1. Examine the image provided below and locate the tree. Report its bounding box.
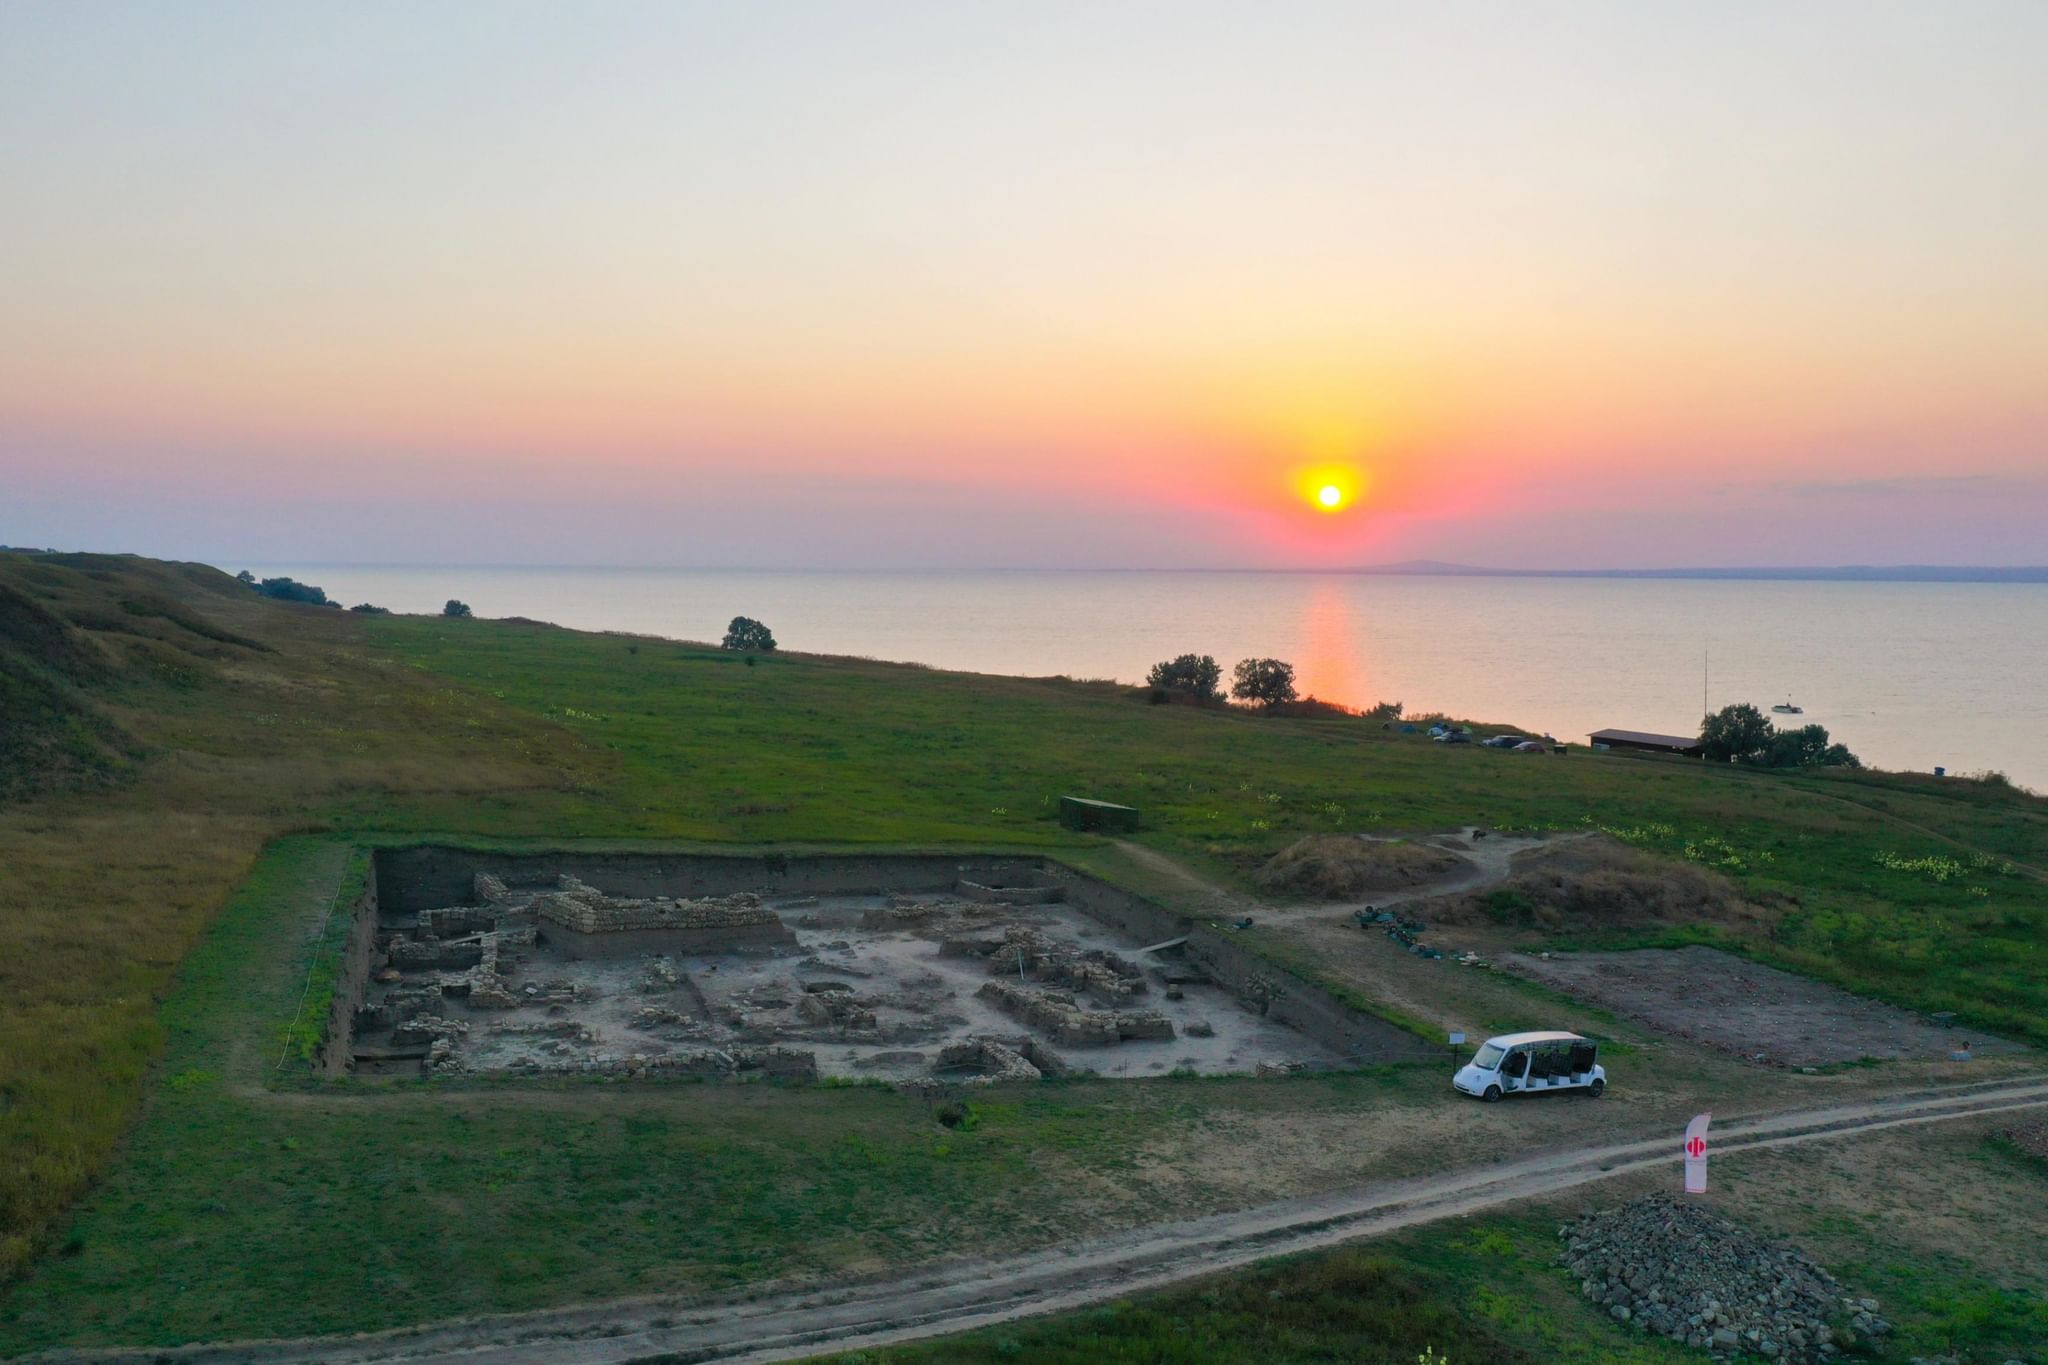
[442,599,472,618]
[1699,702,1771,763]
[1146,653,1222,701]
[253,576,329,605]
[235,570,256,585]
[722,615,776,651]
[1764,723,1860,770]
[1231,657,1298,709]
[348,603,391,615]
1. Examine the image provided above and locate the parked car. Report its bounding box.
[1482,734,1524,748]
[1432,731,1471,744]
[1454,1031,1606,1101]
[1513,740,1547,752]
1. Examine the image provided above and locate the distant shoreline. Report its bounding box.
[208,558,2048,584]
[1340,561,2048,583]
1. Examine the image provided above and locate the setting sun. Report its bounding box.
[1295,465,1366,514]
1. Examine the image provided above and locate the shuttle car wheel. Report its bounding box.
[1482,1085,1502,1102]
[1588,1078,1606,1096]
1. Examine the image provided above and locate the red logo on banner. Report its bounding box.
[1685,1135,1706,1159]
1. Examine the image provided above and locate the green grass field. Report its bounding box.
[1,551,2044,1355]
[806,1214,1703,1365]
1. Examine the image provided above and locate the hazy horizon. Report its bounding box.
[6,3,2046,568]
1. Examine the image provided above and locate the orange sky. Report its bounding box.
[4,4,2045,567]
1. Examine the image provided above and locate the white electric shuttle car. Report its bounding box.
[1453,1031,1605,1101]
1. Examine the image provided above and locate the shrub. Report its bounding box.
[1481,888,1537,925]
[348,603,390,615]
[722,616,776,652]
[442,600,472,619]
[1231,657,1298,708]
[1764,723,1859,769]
[1145,653,1222,701]
[252,576,328,606]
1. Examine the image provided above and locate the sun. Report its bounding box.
[1293,464,1367,514]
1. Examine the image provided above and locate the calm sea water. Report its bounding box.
[259,566,2048,790]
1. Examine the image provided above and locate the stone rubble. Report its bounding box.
[949,926,1151,1004]
[1560,1196,1890,1362]
[975,979,1174,1046]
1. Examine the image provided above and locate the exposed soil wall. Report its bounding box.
[538,919,795,960]
[317,874,381,1077]
[376,847,1047,912]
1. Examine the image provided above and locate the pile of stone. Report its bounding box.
[860,895,977,930]
[392,1013,469,1048]
[796,984,878,1032]
[949,927,1149,1005]
[1559,1196,1889,1361]
[976,979,1173,1046]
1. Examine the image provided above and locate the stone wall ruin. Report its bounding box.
[329,848,1434,1085]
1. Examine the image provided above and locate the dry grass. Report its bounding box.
[0,552,600,1276]
[1430,835,1765,933]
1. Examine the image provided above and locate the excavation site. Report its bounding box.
[325,849,1430,1086]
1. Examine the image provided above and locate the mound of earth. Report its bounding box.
[1561,1196,1889,1361]
[1253,835,1466,899]
[1432,835,1763,932]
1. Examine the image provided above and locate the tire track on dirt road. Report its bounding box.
[49,1076,2048,1365]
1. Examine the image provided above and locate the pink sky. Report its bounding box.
[4,4,2045,568]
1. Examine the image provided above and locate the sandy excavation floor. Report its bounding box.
[358,881,1345,1084]
[1506,945,2016,1067]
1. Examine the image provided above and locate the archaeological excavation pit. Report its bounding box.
[324,849,1432,1087]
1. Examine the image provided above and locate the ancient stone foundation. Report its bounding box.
[338,849,1417,1083]
[976,980,1174,1046]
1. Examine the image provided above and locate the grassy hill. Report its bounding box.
[0,550,2042,1352]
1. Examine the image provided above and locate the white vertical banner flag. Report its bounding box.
[1682,1112,1712,1194]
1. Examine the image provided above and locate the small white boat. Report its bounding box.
[1772,698,1803,715]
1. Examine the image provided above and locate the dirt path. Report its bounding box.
[46,1077,2048,1365]
[1318,828,1590,917]
[1116,828,1579,923]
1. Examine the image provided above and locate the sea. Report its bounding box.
[254,566,2048,792]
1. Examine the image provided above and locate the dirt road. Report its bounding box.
[47,1076,2048,1365]
[1114,827,1575,922]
